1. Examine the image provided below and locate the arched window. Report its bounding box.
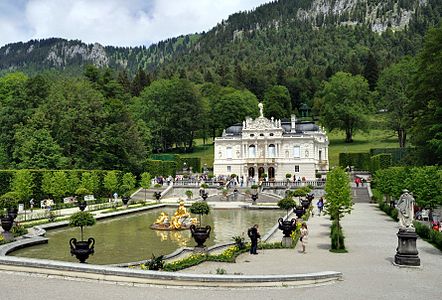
[268,144,276,158]
[248,145,256,158]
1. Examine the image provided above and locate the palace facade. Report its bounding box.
[213,109,329,181]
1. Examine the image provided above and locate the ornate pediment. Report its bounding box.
[243,116,281,131]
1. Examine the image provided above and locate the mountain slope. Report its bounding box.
[0,0,440,78]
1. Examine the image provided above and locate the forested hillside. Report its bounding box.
[0,0,441,171]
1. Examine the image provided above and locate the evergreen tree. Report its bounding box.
[363,52,379,91]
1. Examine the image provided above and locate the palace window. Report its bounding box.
[294,165,300,173]
[248,145,256,158]
[293,146,300,158]
[226,147,232,159]
[268,144,276,158]
[227,166,231,172]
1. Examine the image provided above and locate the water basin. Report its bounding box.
[11,207,284,264]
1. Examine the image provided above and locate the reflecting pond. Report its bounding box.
[11,208,284,264]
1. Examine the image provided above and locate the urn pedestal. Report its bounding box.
[278,218,296,248]
[190,224,211,248]
[78,201,87,211]
[70,237,95,263]
[1,215,14,240]
[394,229,420,266]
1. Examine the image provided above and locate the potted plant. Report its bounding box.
[232,235,246,250]
[185,190,193,200]
[189,201,211,248]
[277,197,297,238]
[146,254,164,270]
[69,211,96,263]
[120,185,131,206]
[0,192,19,233]
[75,187,90,211]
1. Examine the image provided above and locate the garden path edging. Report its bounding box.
[0,255,342,288]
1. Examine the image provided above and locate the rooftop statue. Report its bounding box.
[258,102,264,117]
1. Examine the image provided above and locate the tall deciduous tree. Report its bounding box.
[13,110,66,169]
[324,167,353,250]
[11,170,35,202]
[136,78,204,152]
[80,172,100,195]
[103,171,119,198]
[411,24,442,164]
[140,172,151,202]
[263,85,292,119]
[376,57,416,148]
[0,72,28,165]
[41,78,106,168]
[315,72,371,143]
[405,166,442,209]
[51,171,69,202]
[211,87,259,138]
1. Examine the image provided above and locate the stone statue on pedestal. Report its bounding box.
[394,189,420,266]
[396,189,415,231]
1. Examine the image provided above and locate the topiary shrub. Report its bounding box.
[189,201,210,226]
[69,211,96,241]
[0,192,20,215]
[277,197,297,218]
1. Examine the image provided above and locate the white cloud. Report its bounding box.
[0,0,271,47]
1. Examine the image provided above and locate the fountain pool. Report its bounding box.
[10,207,284,264]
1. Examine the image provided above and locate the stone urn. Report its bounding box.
[70,237,95,263]
[300,199,310,210]
[78,201,87,211]
[278,217,296,237]
[251,193,258,205]
[0,215,14,232]
[201,191,208,201]
[294,206,305,218]
[190,224,211,248]
[122,196,130,206]
[7,207,18,220]
[153,192,161,202]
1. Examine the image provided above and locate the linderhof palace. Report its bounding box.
[213,103,329,181]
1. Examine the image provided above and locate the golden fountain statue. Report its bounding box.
[150,200,198,231]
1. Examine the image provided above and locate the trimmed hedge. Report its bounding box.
[150,154,180,162]
[370,153,392,173]
[0,169,124,204]
[177,157,201,173]
[370,148,416,166]
[414,222,442,252]
[149,154,200,173]
[339,153,371,171]
[142,160,176,177]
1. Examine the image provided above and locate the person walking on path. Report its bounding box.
[248,224,260,255]
[29,198,34,212]
[316,197,324,216]
[299,223,308,253]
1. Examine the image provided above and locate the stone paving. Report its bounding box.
[1,198,441,299]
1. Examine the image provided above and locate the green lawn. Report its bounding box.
[328,129,398,166]
[174,115,401,168]
[179,140,214,168]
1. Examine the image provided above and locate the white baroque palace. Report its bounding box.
[213,106,329,181]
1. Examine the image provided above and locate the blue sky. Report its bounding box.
[0,0,271,47]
